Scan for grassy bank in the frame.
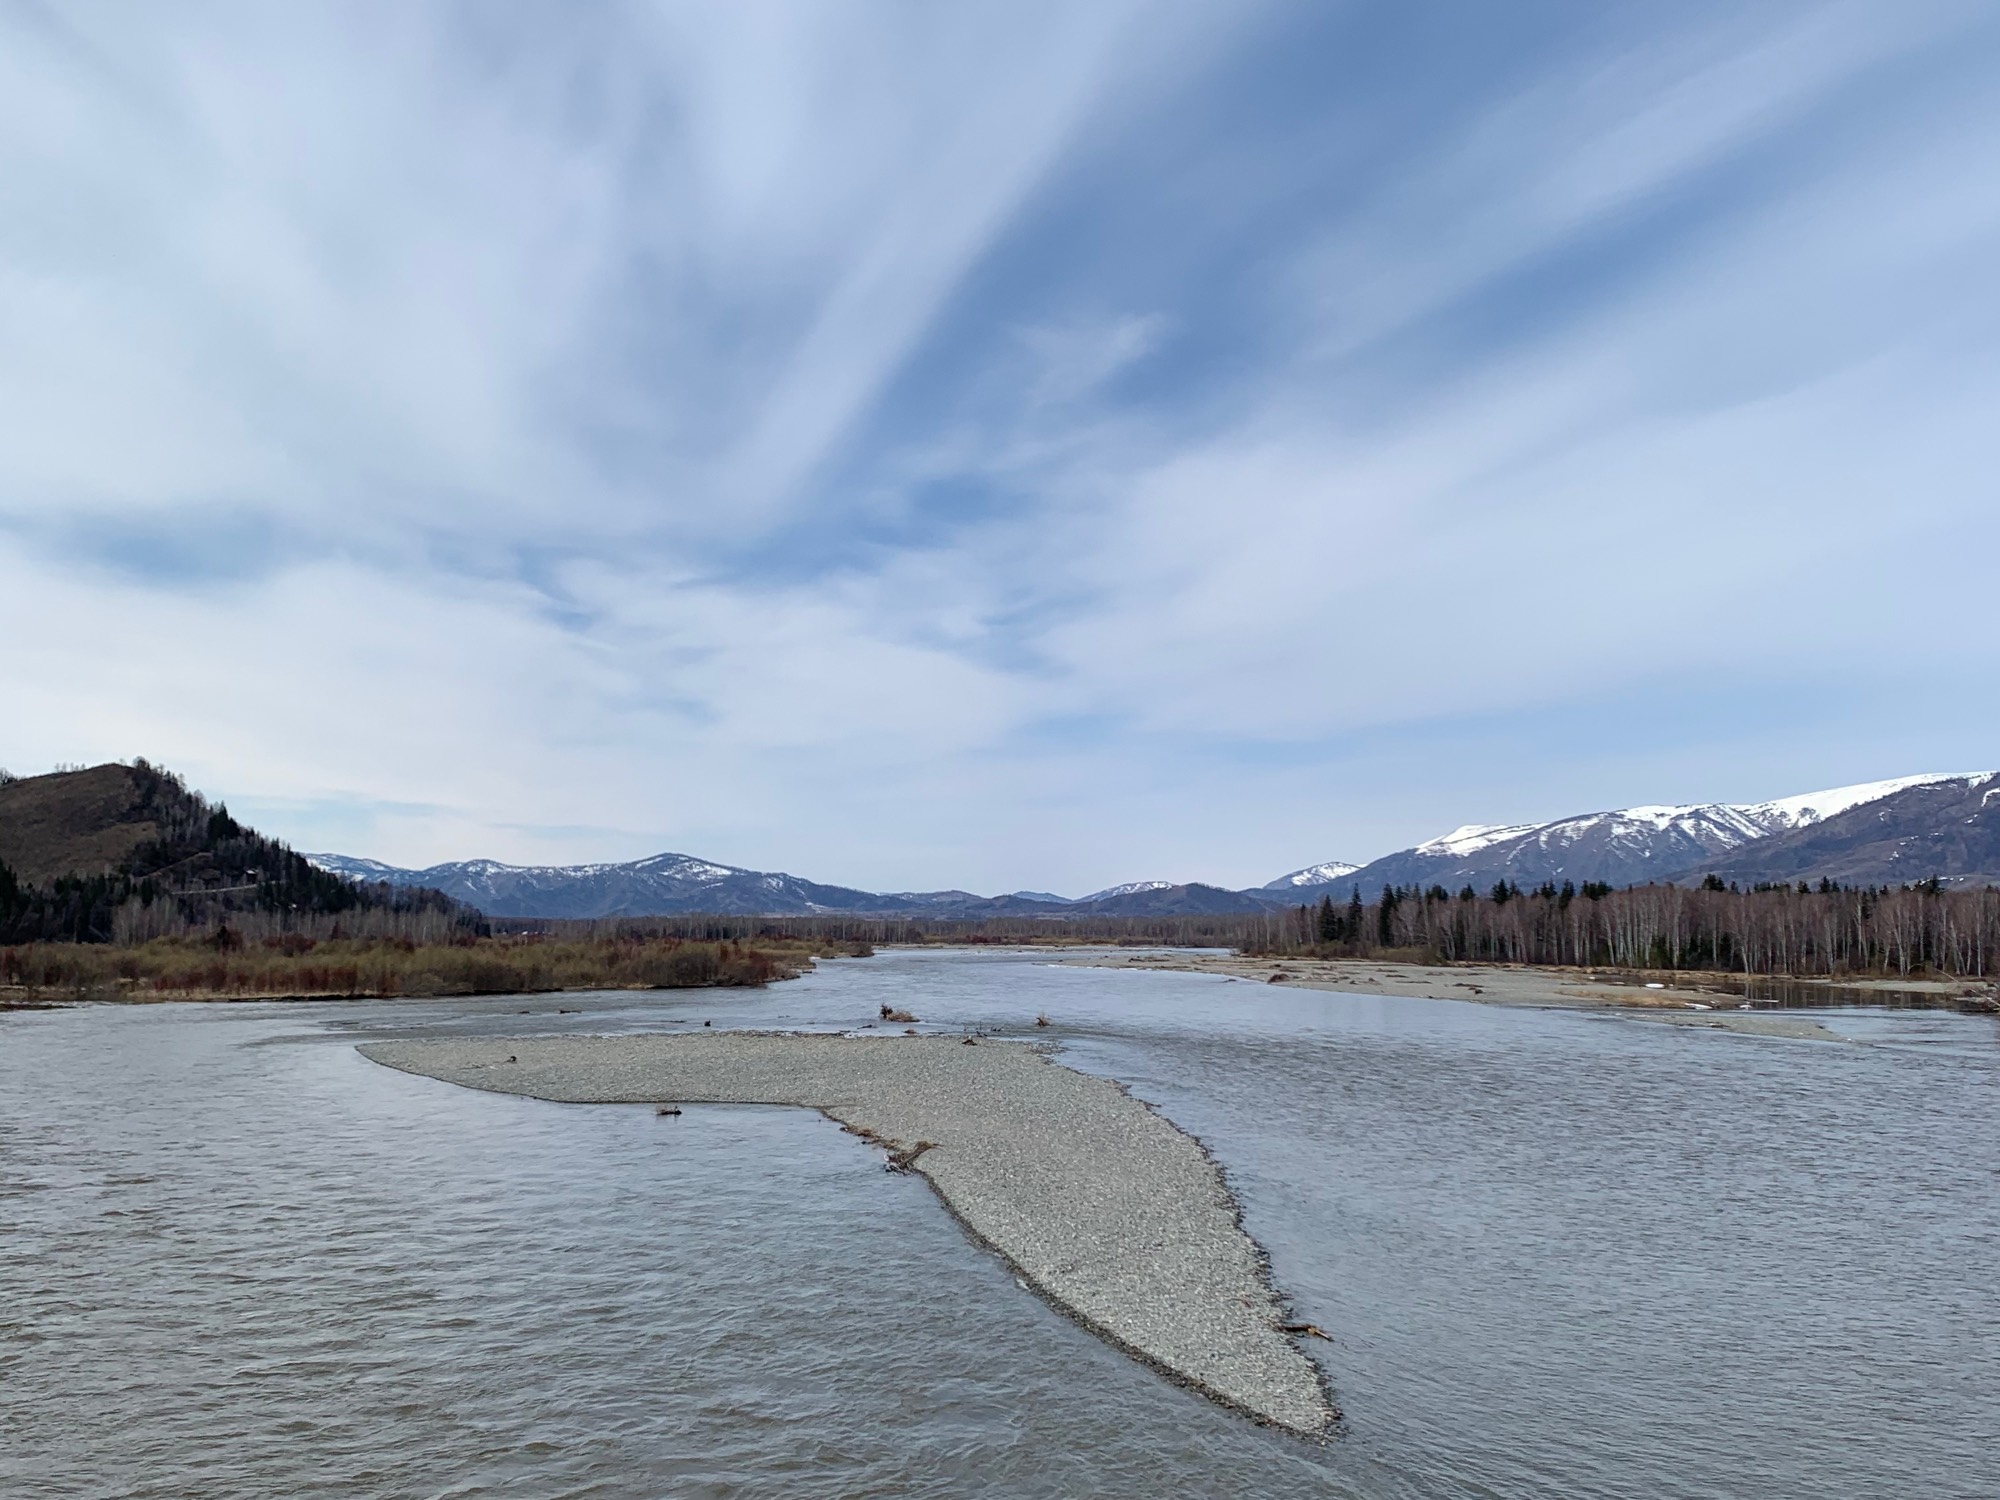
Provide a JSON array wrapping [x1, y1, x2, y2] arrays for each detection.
[[0, 932, 854, 1004]]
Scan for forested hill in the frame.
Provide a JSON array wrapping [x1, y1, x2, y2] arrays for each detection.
[[0, 761, 469, 943]]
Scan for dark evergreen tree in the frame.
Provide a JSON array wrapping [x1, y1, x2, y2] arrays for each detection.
[[0, 762, 478, 944]]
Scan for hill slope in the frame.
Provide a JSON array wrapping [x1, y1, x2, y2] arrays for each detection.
[[0, 763, 168, 886], [0, 762, 466, 942], [1281, 774, 1992, 895], [1264, 861, 1359, 891], [1668, 774, 2000, 887]]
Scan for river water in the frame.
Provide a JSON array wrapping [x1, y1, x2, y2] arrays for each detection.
[[3, 949, 1994, 1498]]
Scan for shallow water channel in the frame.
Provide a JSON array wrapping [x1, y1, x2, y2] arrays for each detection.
[[4, 948, 1995, 1498]]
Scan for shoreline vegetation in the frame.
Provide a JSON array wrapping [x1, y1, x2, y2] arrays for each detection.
[[543, 879, 2000, 988], [1249, 879, 2000, 980], [1057, 951, 1994, 1023], [7, 892, 1992, 1012], [0, 932, 863, 1006]]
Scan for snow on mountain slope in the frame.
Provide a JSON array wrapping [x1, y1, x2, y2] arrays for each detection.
[[1683, 773, 2000, 887], [1080, 880, 1178, 902], [304, 850, 892, 919], [301, 856, 1278, 918], [306, 854, 409, 883], [1732, 773, 1990, 829], [1414, 824, 1543, 858], [1296, 773, 1995, 895], [1508, 773, 1990, 856], [1264, 861, 1361, 890]]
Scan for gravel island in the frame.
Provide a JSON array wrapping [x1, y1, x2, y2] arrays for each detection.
[[359, 1032, 1335, 1435]]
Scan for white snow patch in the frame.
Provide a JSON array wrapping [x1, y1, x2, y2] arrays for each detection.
[[1741, 772, 1987, 828], [1083, 880, 1178, 901], [1415, 823, 1542, 858], [1396, 773, 1992, 868], [1266, 861, 1360, 889]]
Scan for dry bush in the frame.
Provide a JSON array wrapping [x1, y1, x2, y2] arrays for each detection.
[[0, 932, 815, 1002]]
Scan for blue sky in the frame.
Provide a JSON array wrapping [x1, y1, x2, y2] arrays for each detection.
[[3, 0, 1998, 893]]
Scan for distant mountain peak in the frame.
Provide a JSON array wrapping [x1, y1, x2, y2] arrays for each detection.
[[1312, 772, 2000, 895], [302, 854, 1282, 919], [1732, 772, 1991, 827], [1264, 860, 1360, 890], [1413, 823, 1540, 858], [1080, 879, 1177, 902]]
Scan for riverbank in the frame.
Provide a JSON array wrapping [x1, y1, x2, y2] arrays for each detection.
[[0, 934, 832, 1004], [1060, 950, 1729, 1007], [1058, 951, 1994, 1019], [360, 1031, 1336, 1436]]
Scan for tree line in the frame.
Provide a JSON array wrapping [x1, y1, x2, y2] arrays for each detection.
[[0, 760, 475, 945], [467, 883, 2000, 978], [0, 931, 814, 1001], [1257, 878, 2000, 977]]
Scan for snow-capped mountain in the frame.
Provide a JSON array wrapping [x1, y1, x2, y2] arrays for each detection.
[[305, 855, 1286, 919], [1286, 773, 1995, 894], [306, 851, 900, 920], [1680, 773, 2000, 888], [309, 771, 2000, 921], [1081, 879, 1178, 902], [1264, 860, 1360, 890]]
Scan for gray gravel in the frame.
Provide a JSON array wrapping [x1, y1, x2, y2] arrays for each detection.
[[359, 1032, 1334, 1434]]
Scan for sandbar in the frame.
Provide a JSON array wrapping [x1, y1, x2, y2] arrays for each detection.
[[359, 1031, 1335, 1435], [1060, 951, 1979, 1020]]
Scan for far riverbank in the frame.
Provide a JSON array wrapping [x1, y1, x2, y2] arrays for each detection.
[[1056, 950, 1996, 1035]]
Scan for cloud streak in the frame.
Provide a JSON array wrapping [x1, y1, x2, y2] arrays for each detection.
[[3, 1, 1998, 892]]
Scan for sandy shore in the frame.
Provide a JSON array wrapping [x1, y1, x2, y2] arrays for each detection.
[[1057, 953, 1913, 1040], [1068, 951, 1996, 1005], [1062, 951, 1725, 1007], [360, 1032, 1335, 1435]]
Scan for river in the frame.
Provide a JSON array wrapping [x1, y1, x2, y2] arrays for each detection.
[[3, 948, 1993, 1497]]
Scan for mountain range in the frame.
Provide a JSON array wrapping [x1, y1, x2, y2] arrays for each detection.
[[308, 771, 2000, 918], [1292, 772, 2000, 897], [303, 853, 1270, 921]]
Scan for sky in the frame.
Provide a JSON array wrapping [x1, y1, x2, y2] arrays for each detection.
[[4, 0, 1999, 895]]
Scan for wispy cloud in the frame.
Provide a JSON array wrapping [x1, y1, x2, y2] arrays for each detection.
[[3, 1, 1998, 892]]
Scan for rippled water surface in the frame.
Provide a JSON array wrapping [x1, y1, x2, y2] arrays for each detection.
[[4, 949, 1995, 1497]]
